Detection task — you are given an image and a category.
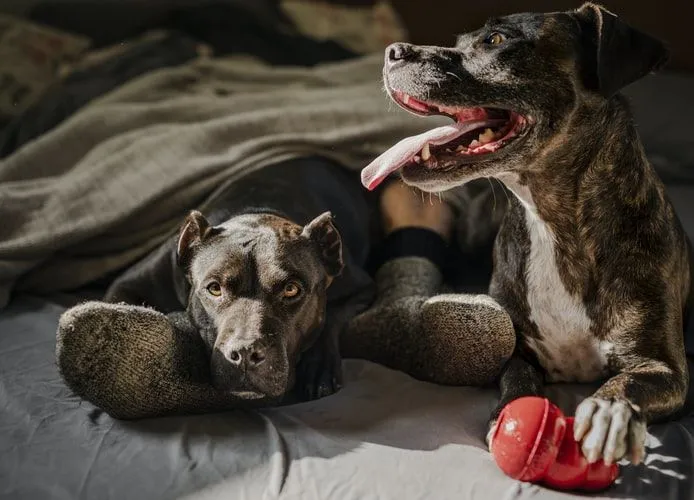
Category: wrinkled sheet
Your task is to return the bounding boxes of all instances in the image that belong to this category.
[1,295,694,500]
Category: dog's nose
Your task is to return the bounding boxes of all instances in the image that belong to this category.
[227,345,267,368]
[386,43,415,65]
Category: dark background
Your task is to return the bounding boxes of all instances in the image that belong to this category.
[1,1,692,72]
[388,0,694,74]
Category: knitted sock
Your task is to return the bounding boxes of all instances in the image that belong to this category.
[343,256,516,386]
[56,301,274,419]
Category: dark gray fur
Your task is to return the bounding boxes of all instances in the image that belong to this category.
[105,159,375,402]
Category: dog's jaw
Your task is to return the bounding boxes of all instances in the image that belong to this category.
[361,77,533,192]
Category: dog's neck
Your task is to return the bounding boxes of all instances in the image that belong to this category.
[497,94,654,223]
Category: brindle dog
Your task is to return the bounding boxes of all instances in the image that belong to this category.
[361,3,692,465]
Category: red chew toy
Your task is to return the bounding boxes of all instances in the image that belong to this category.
[491,397,619,492]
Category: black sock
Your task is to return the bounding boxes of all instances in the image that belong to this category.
[371,227,448,274]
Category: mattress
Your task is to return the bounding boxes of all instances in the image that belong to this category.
[1,292,694,500]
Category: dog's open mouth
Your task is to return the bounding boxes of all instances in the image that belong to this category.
[361,90,530,190]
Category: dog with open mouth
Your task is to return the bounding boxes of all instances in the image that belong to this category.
[362,3,693,466]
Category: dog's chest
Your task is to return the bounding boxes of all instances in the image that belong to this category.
[522,211,611,383]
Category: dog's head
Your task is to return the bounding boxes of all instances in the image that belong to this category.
[176,210,343,400]
[361,2,669,192]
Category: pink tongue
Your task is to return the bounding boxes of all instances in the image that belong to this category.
[361,120,490,190]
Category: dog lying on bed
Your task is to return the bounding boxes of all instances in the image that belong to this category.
[57,157,377,417]
[362,3,692,466]
[57,156,517,419]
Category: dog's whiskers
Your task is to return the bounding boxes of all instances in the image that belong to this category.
[445,71,463,82]
[487,177,498,212]
[494,177,511,205]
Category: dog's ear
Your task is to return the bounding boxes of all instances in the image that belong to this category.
[573,2,669,97]
[302,211,344,278]
[177,210,217,269]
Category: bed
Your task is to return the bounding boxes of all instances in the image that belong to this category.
[2,2,694,499]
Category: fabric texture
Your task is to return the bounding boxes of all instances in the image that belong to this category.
[371,227,450,272]
[3,295,694,500]
[0,52,452,309]
[0,14,90,121]
[0,31,204,158]
[0,1,362,160]
[344,257,515,386]
[56,302,274,419]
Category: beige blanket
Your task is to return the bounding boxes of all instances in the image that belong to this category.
[0,52,455,308]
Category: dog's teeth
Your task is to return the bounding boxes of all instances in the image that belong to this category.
[478,128,496,144]
[421,143,431,161]
[414,155,421,163]
[403,94,410,105]
[456,145,466,152]
[469,139,481,149]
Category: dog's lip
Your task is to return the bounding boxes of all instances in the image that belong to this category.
[390,89,514,122]
[361,88,531,190]
[402,115,531,174]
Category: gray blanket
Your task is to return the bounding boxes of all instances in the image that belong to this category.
[0,52,450,309]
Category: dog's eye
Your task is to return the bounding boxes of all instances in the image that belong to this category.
[484,32,505,46]
[207,282,222,297]
[282,281,302,299]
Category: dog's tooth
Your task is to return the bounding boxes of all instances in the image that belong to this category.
[469,139,481,149]
[478,128,496,144]
[414,155,421,163]
[421,142,431,161]
[403,94,410,105]
[455,145,466,152]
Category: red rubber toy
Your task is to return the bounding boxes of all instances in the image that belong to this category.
[490,397,619,492]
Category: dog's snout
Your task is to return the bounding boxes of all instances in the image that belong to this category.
[225,343,267,368]
[386,43,416,65]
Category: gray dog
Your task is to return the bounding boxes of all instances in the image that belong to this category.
[361,3,691,466]
[104,157,375,403]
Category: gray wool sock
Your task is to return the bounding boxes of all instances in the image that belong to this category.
[343,257,516,386]
[56,302,273,419]
[372,256,444,303]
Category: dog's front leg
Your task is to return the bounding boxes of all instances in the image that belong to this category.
[295,320,343,401]
[574,359,688,465]
[486,353,544,448]
[295,296,366,401]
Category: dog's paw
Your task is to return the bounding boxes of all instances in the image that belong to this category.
[295,345,343,402]
[574,397,646,465]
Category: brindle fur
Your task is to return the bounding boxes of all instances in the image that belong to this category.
[381,3,691,464]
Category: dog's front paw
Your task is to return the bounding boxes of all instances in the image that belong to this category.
[574,397,646,465]
[295,344,343,402]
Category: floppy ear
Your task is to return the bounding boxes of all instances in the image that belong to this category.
[573,2,669,97]
[301,211,344,278]
[176,210,216,269]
